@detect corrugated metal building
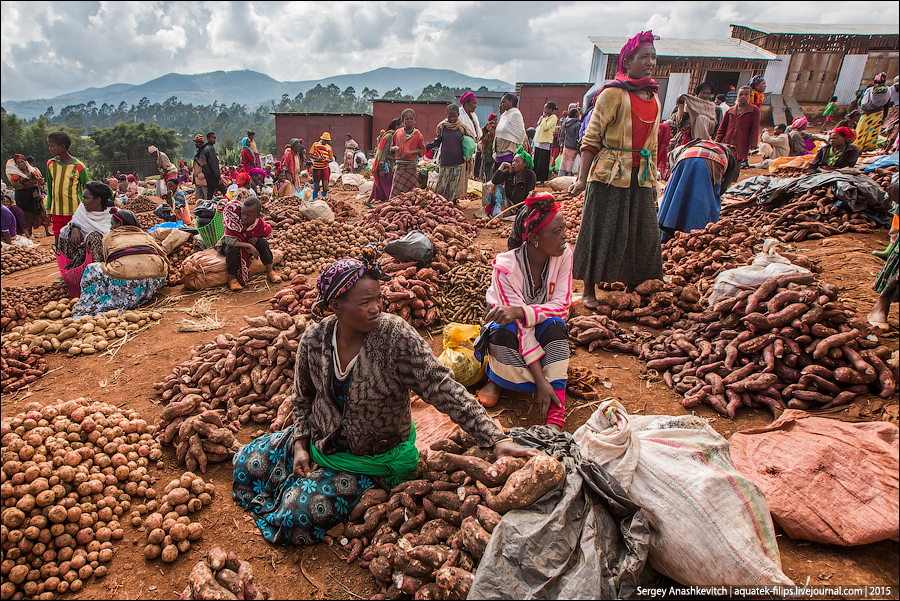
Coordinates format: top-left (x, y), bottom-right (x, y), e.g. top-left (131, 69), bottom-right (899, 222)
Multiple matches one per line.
top-left (730, 23), bottom-right (899, 104)
top-left (588, 36), bottom-right (778, 119)
top-left (271, 113), bottom-right (373, 156)
top-left (515, 83), bottom-right (594, 132)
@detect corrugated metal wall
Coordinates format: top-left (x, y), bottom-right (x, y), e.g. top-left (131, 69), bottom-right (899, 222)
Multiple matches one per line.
top-left (833, 54), bottom-right (868, 104)
top-left (590, 48), bottom-right (607, 84)
top-left (662, 73), bottom-right (691, 120)
top-left (763, 55), bottom-right (792, 95)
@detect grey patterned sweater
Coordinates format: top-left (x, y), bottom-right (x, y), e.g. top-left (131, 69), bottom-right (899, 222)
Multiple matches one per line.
top-left (289, 314), bottom-right (504, 456)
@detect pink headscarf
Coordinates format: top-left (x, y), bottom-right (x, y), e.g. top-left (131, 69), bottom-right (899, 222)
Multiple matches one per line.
top-left (459, 91), bottom-right (476, 105)
top-left (618, 31), bottom-right (659, 74)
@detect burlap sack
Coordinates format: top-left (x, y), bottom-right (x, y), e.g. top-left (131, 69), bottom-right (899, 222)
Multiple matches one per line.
top-left (101, 227), bottom-right (169, 280)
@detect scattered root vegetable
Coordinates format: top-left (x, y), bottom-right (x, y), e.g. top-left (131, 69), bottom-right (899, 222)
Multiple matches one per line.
top-left (1, 284), bottom-right (69, 317)
top-left (567, 314), bottom-right (650, 354)
top-left (586, 279), bottom-right (708, 328)
top-left (1, 397), bottom-right (163, 599)
top-left (1, 345), bottom-right (49, 392)
top-left (338, 435), bottom-right (564, 599)
top-left (648, 276), bottom-right (897, 417)
top-left (661, 219), bottom-right (760, 289)
top-left (181, 547), bottom-right (274, 600)
top-left (1, 300), bottom-right (34, 333)
top-left (154, 311), bottom-right (307, 434)
top-left (427, 226), bottom-right (490, 269)
top-left (1, 245), bottom-right (55, 275)
top-left (142, 472), bottom-right (212, 563)
top-left (361, 189), bottom-right (476, 242)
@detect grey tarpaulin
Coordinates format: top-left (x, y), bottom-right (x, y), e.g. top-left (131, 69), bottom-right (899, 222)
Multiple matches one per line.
top-left (724, 171), bottom-right (889, 213)
top-left (468, 426), bottom-right (650, 600)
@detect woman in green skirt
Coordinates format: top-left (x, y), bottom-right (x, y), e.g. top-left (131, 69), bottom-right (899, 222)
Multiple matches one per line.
top-left (233, 246), bottom-right (536, 546)
top-left (568, 31), bottom-right (664, 309)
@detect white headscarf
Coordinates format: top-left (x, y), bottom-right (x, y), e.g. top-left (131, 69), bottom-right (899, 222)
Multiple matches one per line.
top-left (5, 157), bottom-right (41, 184)
top-left (68, 203), bottom-right (113, 236)
top-left (458, 106), bottom-right (482, 141)
top-left (495, 107), bottom-right (527, 147)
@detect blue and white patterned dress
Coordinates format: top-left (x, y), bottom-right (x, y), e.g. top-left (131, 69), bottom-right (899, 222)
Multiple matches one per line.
top-left (73, 263), bottom-right (166, 317)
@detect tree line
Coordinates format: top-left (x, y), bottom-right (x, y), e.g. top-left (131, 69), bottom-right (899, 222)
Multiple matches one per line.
top-left (1, 82), bottom-right (487, 180)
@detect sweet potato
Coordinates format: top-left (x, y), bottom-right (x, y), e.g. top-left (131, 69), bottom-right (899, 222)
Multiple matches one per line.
top-left (476, 454), bottom-right (564, 514)
top-left (408, 544), bottom-right (450, 569)
top-left (440, 454), bottom-right (526, 488)
top-left (475, 505), bottom-right (502, 534)
top-left (414, 583), bottom-right (443, 600)
top-left (813, 329), bottom-right (859, 360)
top-left (215, 569), bottom-right (243, 598)
top-left (861, 350), bottom-right (897, 399)
top-left (189, 562), bottom-right (237, 600)
top-left (435, 567), bottom-right (473, 600)
top-left (369, 556), bottom-right (393, 587)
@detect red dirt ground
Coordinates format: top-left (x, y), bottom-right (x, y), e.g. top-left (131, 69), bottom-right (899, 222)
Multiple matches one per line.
top-left (2, 166), bottom-right (898, 599)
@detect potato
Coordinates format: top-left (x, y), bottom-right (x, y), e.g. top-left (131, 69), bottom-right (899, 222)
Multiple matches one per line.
top-left (161, 544), bottom-right (179, 563)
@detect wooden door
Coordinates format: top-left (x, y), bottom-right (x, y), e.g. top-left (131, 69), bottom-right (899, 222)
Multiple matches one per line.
top-left (782, 53), bottom-right (843, 103)
top-left (862, 51), bottom-right (899, 84)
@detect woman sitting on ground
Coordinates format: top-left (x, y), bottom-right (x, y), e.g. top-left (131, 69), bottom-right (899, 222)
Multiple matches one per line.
top-left (232, 247), bottom-right (536, 545)
top-left (806, 126), bottom-right (860, 174)
top-left (57, 181), bottom-right (115, 268)
top-left (475, 193), bottom-right (573, 432)
top-left (73, 209), bottom-right (168, 317)
top-left (657, 140), bottom-right (739, 242)
top-left (218, 196), bottom-right (281, 291)
top-left (484, 145), bottom-right (536, 220)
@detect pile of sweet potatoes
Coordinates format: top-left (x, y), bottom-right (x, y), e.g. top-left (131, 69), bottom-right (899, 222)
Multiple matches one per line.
top-left (380, 263), bottom-right (442, 329)
top-left (644, 272), bottom-right (897, 417)
top-left (1, 300), bottom-right (33, 333)
top-left (361, 189), bottom-right (476, 243)
top-left (588, 279), bottom-right (705, 328)
top-left (567, 314), bottom-right (648, 355)
top-left (0, 345), bottom-right (48, 393)
top-left (428, 225), bottom-right (490, 268)
top-left (155, 404), bottom-right (240, 473)
top-left (720, 186), bottom-right (877, 244)
top-left (181, 547), bottom-right (273, 600)
top-left (661, 219), bottom-right (760, 288)
top-left (153, 311), bottom-right (307, 441)
top-left (335, 432), bottom-right (565, 600)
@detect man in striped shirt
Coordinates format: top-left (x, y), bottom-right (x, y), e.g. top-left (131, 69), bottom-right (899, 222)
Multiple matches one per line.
top-left (309, 132), bottom-right (334, 200)
top-left (46, 131), bottom-right (89, 244)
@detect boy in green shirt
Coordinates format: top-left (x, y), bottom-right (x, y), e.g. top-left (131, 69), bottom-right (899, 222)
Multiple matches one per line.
top-left (45, 131), bottom-right (89, 244)
top-left (820, 96), bottom-right (838, 132)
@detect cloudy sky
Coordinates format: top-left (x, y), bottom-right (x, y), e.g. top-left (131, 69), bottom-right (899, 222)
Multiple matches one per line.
top-left (1, 0), bottom-right (896, 101)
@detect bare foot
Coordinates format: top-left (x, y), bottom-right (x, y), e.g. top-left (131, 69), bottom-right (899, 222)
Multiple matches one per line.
top-left (228, 278), bottom-right (243, 292)
top-left (267, 272), bottom-right (282, 284)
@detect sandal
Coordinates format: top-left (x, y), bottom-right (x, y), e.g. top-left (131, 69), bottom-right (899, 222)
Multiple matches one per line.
top-left (477, 390), bottom-right (500, 408)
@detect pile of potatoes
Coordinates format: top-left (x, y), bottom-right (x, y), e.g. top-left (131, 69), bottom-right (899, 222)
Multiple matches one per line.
top-left (1, 345), bottom-right (49, 393)
top-left (560, 192), bottom-right (584, 243)
top-left (648, 273), bottom-right (897, 417)
top-left (124, 195), bottom-right (159, 214)
top-left (270, 221), bottom-right (383, 279)
top-left (1, 301), bottom-right (163, 355)
top-left (337, 433), bottom-right (565, 600)
top-left (1, 246), bottom-right (55, 276)
top-left (1, 397), bottom-right (163, 599)
top-left (166, 242), bottom-right (199, 287)
top-left (154, 311), bottom-right (307, 436)
top-left (1, 284), bottom-right (68, 315)
top-left (1, 300), bottom-right (33, 333)
top-left (137, 213), bottom-right (165, 231)
top-left (141, 472), bottom-right (212, 563)
top-left (182, 547), bottom-right (273, 600)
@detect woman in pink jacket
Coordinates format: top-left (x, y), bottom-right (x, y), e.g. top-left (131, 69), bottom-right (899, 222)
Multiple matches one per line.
top-left (475, 192), bottom-right (573, 431)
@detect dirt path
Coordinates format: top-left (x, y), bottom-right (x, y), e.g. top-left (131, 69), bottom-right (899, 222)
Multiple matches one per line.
top-left (2, 179), bottom-right (898, 599)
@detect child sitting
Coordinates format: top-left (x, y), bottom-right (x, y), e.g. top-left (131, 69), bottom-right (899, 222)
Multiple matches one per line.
top-left (217, 196), bottom-right (281, 291)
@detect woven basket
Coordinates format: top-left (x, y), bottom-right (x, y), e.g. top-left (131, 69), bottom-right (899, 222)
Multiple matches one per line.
top-left (56, 250), bottom-right (93, 298)
top-left (197, 210), bottom-right (225, 248)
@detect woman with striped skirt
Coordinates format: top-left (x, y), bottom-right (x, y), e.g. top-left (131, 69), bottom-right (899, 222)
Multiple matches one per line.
top-left (475, 193), bottom-right (573, 431)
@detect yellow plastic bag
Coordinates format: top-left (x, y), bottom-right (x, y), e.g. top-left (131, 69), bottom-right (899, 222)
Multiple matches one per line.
top-left (438, 323), bottom-right (485, 388)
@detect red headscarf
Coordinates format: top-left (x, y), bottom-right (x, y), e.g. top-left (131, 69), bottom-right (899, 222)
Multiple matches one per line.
top-left (235, 171), bottom-right (250, 186)
top-left (833, 126), bottom-right (856, 141)
top-left (618, 31), bottom-right (659, 74)
top-left (511, 192), bottom-right (560, 248)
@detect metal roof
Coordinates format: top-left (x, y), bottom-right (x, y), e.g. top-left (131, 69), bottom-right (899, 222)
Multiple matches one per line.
top-left (270, 112), bottom-right (370, 117)
top-left (516, 82), bottom-right (594, 87)
top-left (588, 37), bottom-right (777, 60)
top-left (731, 22), bottom-right (899, 36)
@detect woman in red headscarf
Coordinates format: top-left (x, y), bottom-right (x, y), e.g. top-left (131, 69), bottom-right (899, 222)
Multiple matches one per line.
top-left (475, 192), bottom-right (573, 431)
top-left (568, 31), bottom-right (664, 310)
top-left (806, 126), bottom-right (860, 173)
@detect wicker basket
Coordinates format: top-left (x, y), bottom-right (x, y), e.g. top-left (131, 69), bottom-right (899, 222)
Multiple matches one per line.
top-left (56, 250), bottom-right (93, 298)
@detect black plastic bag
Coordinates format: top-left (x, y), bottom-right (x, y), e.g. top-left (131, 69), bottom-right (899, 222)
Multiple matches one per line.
top-left (384, 230), bottom-right (434, 267)
top-left (154, 203), bottom-right (176, 223)
top-left (194, 199), bottom-right (218, 219)
top-left (469, 426), bottom-right (651, 600)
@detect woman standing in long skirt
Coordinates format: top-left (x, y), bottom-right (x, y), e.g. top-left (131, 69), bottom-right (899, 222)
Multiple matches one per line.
top-left (568, 31), bottom-right (664, 310)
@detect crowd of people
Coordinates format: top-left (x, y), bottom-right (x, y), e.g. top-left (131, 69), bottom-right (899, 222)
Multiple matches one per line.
top-left (2, 30), bottom-right (897, 556)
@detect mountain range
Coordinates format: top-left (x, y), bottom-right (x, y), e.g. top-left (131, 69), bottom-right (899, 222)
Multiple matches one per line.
top-left (1, 68), bottom-right (513, 119)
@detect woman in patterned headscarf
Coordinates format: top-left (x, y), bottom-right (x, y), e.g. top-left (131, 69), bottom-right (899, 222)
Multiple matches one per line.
top-left (475, 192), bottom-right (573, 431)
top-left (232, 247), bottom-right (537, 547)
top-left (569, 31), bottom-right (664, 310)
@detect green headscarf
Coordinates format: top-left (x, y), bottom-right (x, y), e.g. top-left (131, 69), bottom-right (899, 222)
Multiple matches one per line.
top-left (515, 145), bottom-right (534, 170)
